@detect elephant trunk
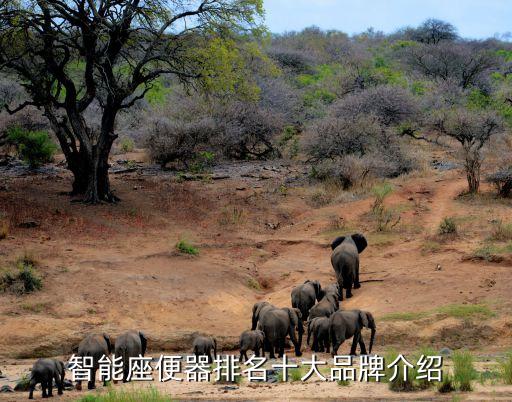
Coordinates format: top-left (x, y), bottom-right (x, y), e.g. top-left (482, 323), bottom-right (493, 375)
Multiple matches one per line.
top-left (369, 327), bottom-right (376, 354)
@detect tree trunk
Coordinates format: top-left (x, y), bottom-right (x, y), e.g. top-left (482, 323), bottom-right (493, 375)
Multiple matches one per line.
top-left (465, 150), bottom-right (481, 194)
top-left (82, 141), bottom-right (118, 204)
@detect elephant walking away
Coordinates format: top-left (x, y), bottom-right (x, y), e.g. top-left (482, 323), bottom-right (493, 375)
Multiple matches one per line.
top-left (75, 333), bottom-right (112, 390)
top-left (307, 317), bottom-right (330, 353)
top-left (114, 330), bottom-right (147, 382)
top-left (28, 358), bottom-right (65, 399)
top-left (331, 234), bottom-right (367, 299)
top-left (193, 336), bottom-right (217, 364)
top-left (251, 301), bottom-right (275, 330)
top-left (239, 330), bottom-right (265, 362)
top-left (291, 280), bottom-right (323, 321)
top-left (329, 310), bottom-right (376, 357)
top-left (259, 307), bottom-right (303, 359)
top-left (308, 283), bottom-right (340, 321)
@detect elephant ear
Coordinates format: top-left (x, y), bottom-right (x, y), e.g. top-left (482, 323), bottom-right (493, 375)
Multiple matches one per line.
top-left (139, 331), bottom-right (147, 356)
top-left (351, 233), bottom-right (368, 254)
top-left (102, 333), bottom-right (112, 354)
top-left (331, 236), bottom-right (346, 250)
top-left (359, 311), bottom-right (370, 328)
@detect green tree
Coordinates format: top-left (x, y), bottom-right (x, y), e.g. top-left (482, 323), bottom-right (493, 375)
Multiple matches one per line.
top-left (0, 0), bottom-right (264, 203)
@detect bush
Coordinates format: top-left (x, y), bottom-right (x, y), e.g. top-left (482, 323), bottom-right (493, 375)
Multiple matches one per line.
top-left (490, 220), bottom-right (512, 241)
top-left (385, 350), bottom-right (417, 392)
top-left (7, 127), bottom-right (57, 168)
top-left (453, 350), bottom-right (477, 391)
top-left (175, 239), bottom-right (199, 256)
top-left (438, 217), bottom-right (457, 235)
top-left (146, 117), bottom-right (214, 168)
top-left (500, 351), bottom-right (512, 385)
top-left (371, 183), bottom-right (400, 231)
top-left (0, 258), bottom-right (42, 295)
top-left (77, 387), bottom-right (172, 402)
top-left (486, 168), bottom-right (512, 197)
top-left (437, 371), bottom-right (455, 393)
top-left (119, 137), bottom-right (135, 153)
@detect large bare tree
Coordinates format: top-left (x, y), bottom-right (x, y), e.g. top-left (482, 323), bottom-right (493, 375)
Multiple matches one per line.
top-left (0, 0), bottom-right (263, 203)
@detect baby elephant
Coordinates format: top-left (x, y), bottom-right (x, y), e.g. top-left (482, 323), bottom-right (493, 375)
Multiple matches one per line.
top-left (192, 336), bottom-right (217, 363)
top-left (239, 330), bottom-right (265, 362)
top-left (28, 358), bottom-right (65, 399)
top-left (307, 317), bottom-right (330, 353)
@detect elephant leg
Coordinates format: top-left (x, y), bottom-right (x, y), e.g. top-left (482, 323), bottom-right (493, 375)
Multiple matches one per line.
top-left (42, 381), bottom-right (48, 398)
top-left (47, 378), bottom-right (53, 397)
top-left (123, 362), bottom-right (130, 383)
top-left (88, 368), bottom-right (97, 390)
top-left (350, 333), bottom-right (360, 356)
top-left (75, 380), bottom-right (82, 391)
top-left (28, 378), bottom-right (36, 399)
top-left (318, 334), bottom-right (325, 353)
top-left (244, 351), bottom-right (249, 361)
top-left (354, 263), bottom-right (361, 289)
top-left (358, 335), bottom-right (368, 355)
top-left (54, 372), bottom-right (63, 395)
top-left (324, 336), bottom-right (330, 354)
top-left (331, 339), bottom-right (342, 357)
top-left (278, 339), bottom-right (285, 358)
top-left (265, 338), bottom-right (275, 359)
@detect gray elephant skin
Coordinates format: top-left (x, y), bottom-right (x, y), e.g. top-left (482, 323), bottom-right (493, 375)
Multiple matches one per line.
top-left (291, 280), bottom-right (323, 321)
top-left (114, 330), bottom-right (147, 382)
top-left (258, 307), bottom-right (303, 358)
top-left (28, 358), bottom-right (65, 399)
top-left (193, 336), bottom-right (217, 363)
top-left (75, 333), bottom-right (112, 390)
top-left (308, 283), bottom-right (340, 321)
top-left (331, 234), bottom-right (368, 299)
top-left (239, 330), bottom-right (265, 362)
top-left (251, 301), bottom-right (275, 330)
top-left (307, 317), bottom-right (330, 353)
top-left (329, 309), bottom-right (376, 357)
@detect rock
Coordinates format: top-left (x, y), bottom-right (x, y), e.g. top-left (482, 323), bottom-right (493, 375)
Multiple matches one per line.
top-left (439, 347), bottom-right (452, 356)
top-left (220, 385), bottom-right (238, 391)
top-left (435, 264), bottom-right (442, 271)
top-left (18, 220), bottom-right (39, 228)
top-left (0, 385), bottom-right (14, 393)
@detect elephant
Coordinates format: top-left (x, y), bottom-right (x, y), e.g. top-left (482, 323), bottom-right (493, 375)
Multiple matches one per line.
top-left (258, 307), bottom-right (303, 359)
top-left (307, 317), bottom-right (330, 353)
top-left (28, 358), bottom-right (65, 399)
top-left (308, 283), bottom-right (340, 321)
top-left (330, 233), bottom-right (368, 299)
top-left (239, 330), bottom-right (265, 362)
top-left (75, 333), bottom-right (112, 390)
top-left (251, 301), bottom-right (275, 330)
top-left (114, 330), bottom-right (147, 382)
top-left (329, 309), bottom-right (376, 357)
top-left (291, 280), bottom-right (323, 321)
top-left (192, 336), bottom-right (217, 364)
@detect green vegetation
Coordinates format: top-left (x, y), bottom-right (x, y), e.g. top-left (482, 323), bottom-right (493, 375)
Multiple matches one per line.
top-left (381, 303), bottom-right (495, 321)
top-left (119, 137), bottom-right (135, 153)
top-left (247, 277), bottom-right (261, 290)
top-left (175, 239), bottom-right (199, 256)
top-left (288, 367), bottom-right (304, 382)
top-left (473, 242), bottom-right (512, 261)
top-left (0, 257), bottom-right (42, 295)
top-left (438, 217), bottom-right (457, 235)
top-left (371, 183), bottom-right (399, 232)
top-left (490, 220), bottom-right (512, 241)
top-left (437, 371), bottom-right (455, 393)
top-left (384, 349), bottom-right (417, 392)
top-left (452, 350), bottom-right (477, 391)
top-left (500, 351), bottom-right (512, 384)
top-left (78, 387), bottom-right (173, 402)
top-left (6, 127), bottom-right (57, 168)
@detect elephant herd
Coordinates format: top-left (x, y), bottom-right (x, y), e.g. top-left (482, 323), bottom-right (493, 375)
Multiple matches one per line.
top-left (247, 233), bottom-right (376, 360)
top-left (26, 233), bottom-right (374, 399)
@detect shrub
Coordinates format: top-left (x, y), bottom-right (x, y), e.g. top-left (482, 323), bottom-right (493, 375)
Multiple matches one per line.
top-left (175, 239), bottom-right (199, 256)
top-left (119, 137), bottom-right (135, 153)
top-left (77, 387), bottom-right (173, 402)
top-left (371, 183), bottom-right (400, 231)
top-left (486, 168), bottom-right (512, 197)
top-left (490, 220), bottom-right (512, 241)
top-left (500, 351), bottom-right (512, 385)
top-left (437, 371), bottom-right (455, 393)
top-left (145, 117), bottom-right (214, 168)
top-left (385, 350), bottom-right (417, 392)
top-left (438, 217), bottom-right (457, 235)
top-left (0, 259), bottom-right (42, 295)
top-left (453, 350), bottom-right (477, 391)
top-left (7, 127), bottom-right (57, 168)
